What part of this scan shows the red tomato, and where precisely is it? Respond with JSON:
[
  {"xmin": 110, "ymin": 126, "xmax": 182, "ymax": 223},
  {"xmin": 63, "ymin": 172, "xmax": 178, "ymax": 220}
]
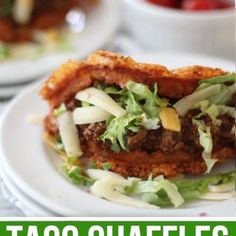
[
  {"xmin": 217, "ymin": 0, "xmax": 235, "ymax": 8},
  {"xmin": 147, "ymin": 0, "xmax": 179, "ymax": 8},
  {"xmin": 181, "ymin": 0, "xmax": 220, "ymax": 10}
]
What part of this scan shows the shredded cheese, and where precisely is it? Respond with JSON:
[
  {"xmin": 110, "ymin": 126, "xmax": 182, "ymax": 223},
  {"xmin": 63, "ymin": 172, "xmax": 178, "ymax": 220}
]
[
  {"xmin": 75, "ymin": 88, "xmax": 126, "ymax": 118},
  {"xmin": 57, "ymin": 111, "xmax": 83, "ymax": 158},
  {"xmin": 13, "ymin": 0, "xmax": 34, "ymax": 24},
  {"xmin": 88, "ymin": 169, "xmax": 158, "ymax": 209},
  {"xmin": 73, "ymin": 106, "xmax": 112, "ymax": 125}
]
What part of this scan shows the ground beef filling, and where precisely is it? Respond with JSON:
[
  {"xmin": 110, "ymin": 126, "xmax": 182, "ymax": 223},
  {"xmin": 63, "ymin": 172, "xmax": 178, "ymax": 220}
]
[{"xmin": 80, "ymin": 112, "xmax": 235, "ymax": 156}]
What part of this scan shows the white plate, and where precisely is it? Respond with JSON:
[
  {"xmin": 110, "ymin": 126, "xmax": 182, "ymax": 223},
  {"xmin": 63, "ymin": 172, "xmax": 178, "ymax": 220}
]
[
  {"xmin": 0, "ymin": 0, "xmax": 119, "ymax": 85},
  {"xmin": 0, "ymin": 52, "xmax": 235, "ymax": 216},
  {"xmin": 0, "ymin": 165, "xmax": 58, "ymax": 217}
]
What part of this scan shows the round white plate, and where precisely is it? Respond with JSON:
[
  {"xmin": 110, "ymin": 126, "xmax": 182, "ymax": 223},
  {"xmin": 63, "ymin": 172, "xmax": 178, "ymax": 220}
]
[
  {"xmin": 0, "ymin": 52, "xmax": 235, "ymax": 216},
  {"xmin": 0, "ymin": 165, "xmax": 58, "ymax": 217},
  {"xmin": 0, "ymin": 0, "xmax": 119, "ymax": 85}
]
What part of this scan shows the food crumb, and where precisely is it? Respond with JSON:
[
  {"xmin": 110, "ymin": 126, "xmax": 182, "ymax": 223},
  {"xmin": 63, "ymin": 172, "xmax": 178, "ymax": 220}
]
[
  {"xmin": 199, "ymin": 212, "xmax": 208, "ymax": 217},
  {"xmin": 26, "ymin": 114, "xmax": 44, "ymax": 124}
]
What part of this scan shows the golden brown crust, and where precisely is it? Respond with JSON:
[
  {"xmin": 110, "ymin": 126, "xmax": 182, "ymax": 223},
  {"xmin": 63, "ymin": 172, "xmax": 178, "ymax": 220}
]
[
  {"xmin": 84, "ymin": 138, "xmax": 235, "ymax": 178},
  {"xmin": 87, "ymin": 50, "xmax": 170, "ymax": 75},
  {"xmin": 40, "ymin": 61, "xmax": 93, "ymax": 108},
  {"xmin": 40, "ymin": 50, "xmax": 226, "ymax": 108},
  {"xmin": 171, "ymin": 65, "xmax": 225, "ymax": 79}
]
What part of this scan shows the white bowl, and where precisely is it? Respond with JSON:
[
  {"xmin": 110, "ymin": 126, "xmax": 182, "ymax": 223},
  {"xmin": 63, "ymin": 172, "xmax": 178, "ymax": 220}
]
[{"xmin": 122, "ymin": 0, "xmax": 235, "ymax": 58}]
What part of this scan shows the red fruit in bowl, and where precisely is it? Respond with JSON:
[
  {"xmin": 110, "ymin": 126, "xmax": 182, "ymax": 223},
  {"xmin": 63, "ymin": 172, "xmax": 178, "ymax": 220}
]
[
  {"xmin": 182, "ymin": 0, "xmax": 220, "ymax": 10},
  {"xmin": 217, "ymin": 0, "xmax": 235, "ymax": 8},
  {"xmin": 147, "ymin": 0, "xmax": 178, "ymax": 8}
]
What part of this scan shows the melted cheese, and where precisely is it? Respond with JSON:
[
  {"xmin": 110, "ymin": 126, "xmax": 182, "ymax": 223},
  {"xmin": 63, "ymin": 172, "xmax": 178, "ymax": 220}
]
[
  {"xmin": 198, "ymin": 191, "xmax": 235, "ymax": 200},
  {"xmin": 75, "ymin": 88, "xmax": 126, "ymax": 118},
  {"xmin": 160, "ymin": 107, "xmax": 181, "ymax": 132}
]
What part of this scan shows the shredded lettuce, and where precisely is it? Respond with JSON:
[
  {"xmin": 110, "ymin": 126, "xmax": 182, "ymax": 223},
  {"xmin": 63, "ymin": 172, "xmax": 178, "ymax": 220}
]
[
  {"xmin": 197, "ymin": 73, "xmax": 235, "ymax": 105},
  {"xmin": 196, "ymin": 101, "xmax": 221, "ymax": 126},
  {"xmin": 196, "ymin": 100, "xmax": 235, "ymax": 126},
  {"xmin": 125, "ymin": 171, "xmax": 235, "ymax": 207},
  {"xmin": 175, "ymin": 83, "xmax": 235, "ymax": 116},
  {"xmin": 0, "ymin": 0, "xmax": 13, "ymax": 17},
  {"xmin": 98, "ymin": 81, "xmax": 168, "ymax": 152},
  {"xmin": 174, "ymin": 171, "xmax": 235, "ymax": 200},
  {"xmin": 217, "ymin": 105, "xmax": 235, "ymax": 118},
  {"xmin": 81, "ymin": 101, "xmax": 91, "ymax": 107},
  {"xmin": 141, "ymin": 114, "xmax": 160, "ymax": 130},
  {"xmin": 55, "ymin": 135, "xmax": 65, "ymax": 151},
  {"xmin": 63, "ymin": 162, "xmax": 235, "ymax": 207},
  {"xmin": 175, "ymin": 73, "xmax": 235, "ymax": 116},
  {"xmin": 103, "ymin": 86, "xmax": 121, "ymax": 95},
  {"xmin": 102, "ymin": 162, "xmax": 112, "ymax": 171},
  {"xmin": 208, "ymin": 84, "xmax": 235, "ymax": 105},
  {"xmin": 53, "ymin": 103, "xmax": 67, "ymax": 117},
  {"xmin": 173, "ymin": 84, "xmax": 222, "ymax": 117},
  {"xmin": 125, "ymin": 178, "xmax": 184, "ymax": 208},
  {"xmin": 0, "ymin": 43, "xmax": 10, "ymax": 61},
  {"xmin": 192, "ymin": 119, "xmax": 216, "ymax": 174},
  {"xmin": 190, "ymin": 82, "xmax": 235, "ymax": 173},
  {"xmin": 196, "ymin": 73, "xmax": 235, "ymax": 92},
  {"xmin": 126, "ymin": 81, "xmax": 168, "ymax": 117},
  {"xmin": 63, "ymin": 165, "xmax": 94, "ymax": 186},
  {"xmin": 141, "ymin": 192, "xmax": 172, "ymax": 207},
  {"xmin": 199, "ymin": 73, "xmax": 236, "ymax": 85},
  {"xmin": 122, "ymin": 90, "xmax": 144, "ymax": 115},
  {"xmin": 100, "ymin": 113, "xmax": 142, "ymax": 152},
  {"xmin": 99, "ymin": 81, "xmax": 168, "ymax": 118},
  {"xmin": 65, "ymin": 156, "xmax": 78, "ymax": 167}
]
